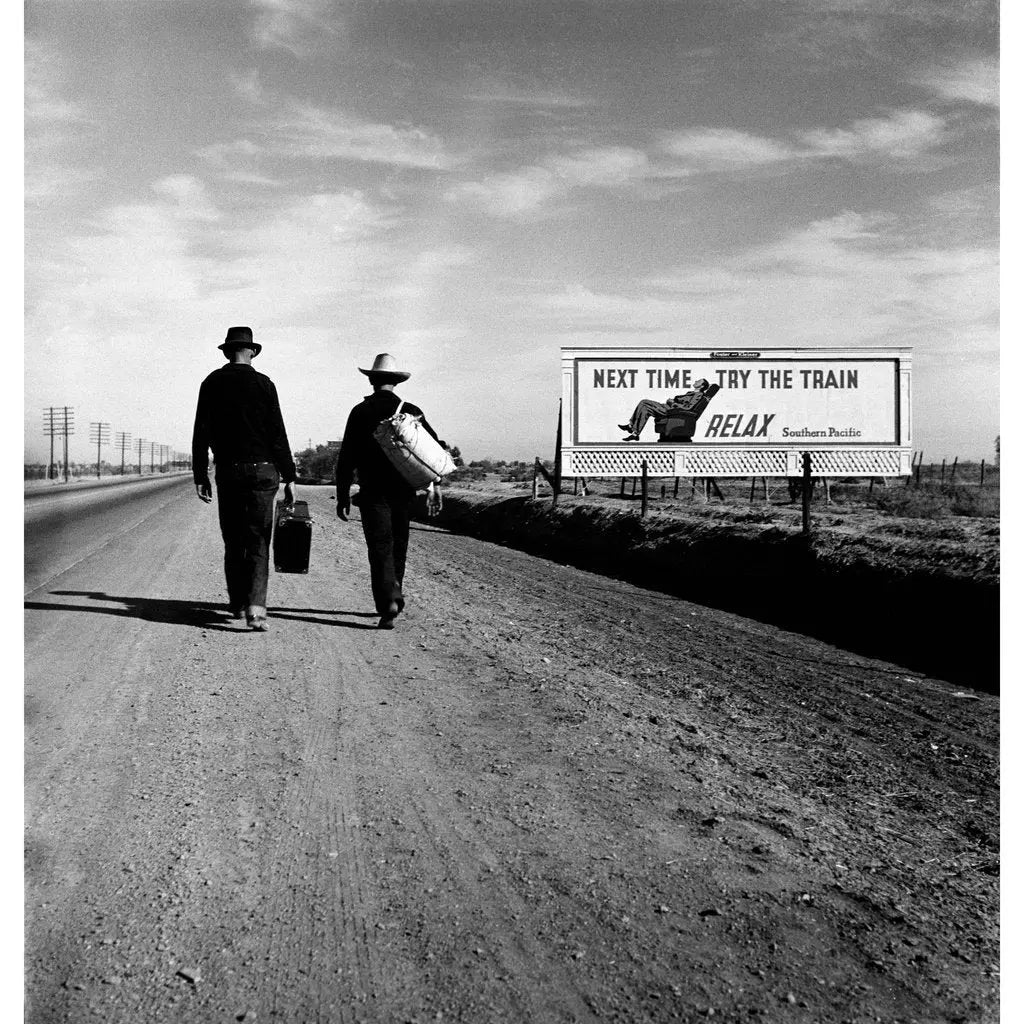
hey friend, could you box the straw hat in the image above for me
[359,352,410,382]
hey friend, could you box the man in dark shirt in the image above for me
[335,353,445,629]
[192,326,296,631]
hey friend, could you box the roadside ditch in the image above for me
[417,489,999,692]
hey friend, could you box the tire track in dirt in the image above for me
[334,636,604,1024]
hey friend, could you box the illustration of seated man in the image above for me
[618,378,721,442]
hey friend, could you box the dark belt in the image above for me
[225,461,275,468]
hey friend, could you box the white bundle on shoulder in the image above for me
[372,401,456,489]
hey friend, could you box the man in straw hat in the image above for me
[335,353,447,629]
[192,326,297,631]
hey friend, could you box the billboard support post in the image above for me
[552,399,563,508]
[640,460,648,518]
[801,453,812,535]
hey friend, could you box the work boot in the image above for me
[247,605,269,631]
[378,600,400,630]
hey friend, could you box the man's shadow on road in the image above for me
[25,592,379,631]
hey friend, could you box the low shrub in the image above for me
[869,485,999,519]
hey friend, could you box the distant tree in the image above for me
[294,445,337,483]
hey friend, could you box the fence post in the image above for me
[532,459,539,499]
[673,477,680,499]
[801,452,813,535]
[749,476,756,502]
[980,459,986,488]
[915,451,923,489]
[940,458,946,484]
[552,400,563,508]
[619,477,626,497]
[949,457,958,485]
[640,460,649,518]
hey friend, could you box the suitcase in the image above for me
[273,500,312,573]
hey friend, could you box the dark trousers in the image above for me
[215,462,279,609]
[359,493,413,615]
[627,399,669,436]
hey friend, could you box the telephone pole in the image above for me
[136,437,146,475]
[89,422,110,479]
[44,406,75,481]
[149,441,157,474]
[63,407,74,481]
[42,407,58,479]
[115,432,131,475]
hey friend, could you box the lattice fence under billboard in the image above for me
[680,449,789,477]
[807,449,903,476]
[567,449,676,477]
[564,447,908,478]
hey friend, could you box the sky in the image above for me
[23,0,999,465]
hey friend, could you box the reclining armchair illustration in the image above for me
[654,382,721,442]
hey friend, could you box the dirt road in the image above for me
[24,482,998,1023]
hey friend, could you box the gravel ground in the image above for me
[24,482,998,1023]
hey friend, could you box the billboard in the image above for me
[560,347,912,477]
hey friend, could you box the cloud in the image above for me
[451,108,948,219]
[31,184,398,327]
[198,140,281,186]
[546,147,651,187]
[797,110,946,161]
[266,104,454,170]
[150,175,221,221]
[447,166,560,219]
[230,70,265,106]
[25,39,101,204]
[462,84,589,108]
[540,211,998,354]
[24,40,92,126]
[754,0,998,68]
[250,0,340,57]
[914,58,999,107]
[659,129,794,168]
[447,146,650,219]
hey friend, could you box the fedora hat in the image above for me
[218,325,262,357]
[359,352,410,382]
